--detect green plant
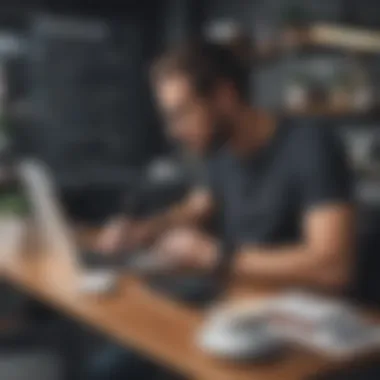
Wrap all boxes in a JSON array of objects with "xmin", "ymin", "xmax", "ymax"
[
  {"xmin": 0, "ymin": 192, "xmax": 30, "ymax": 216},
  {"xmin": 0, "ymin": 113, "xmax": 29, "ymax": 217}
]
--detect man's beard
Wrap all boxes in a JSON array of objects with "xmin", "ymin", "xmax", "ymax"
[{"xmin": 208, "ymin": 118, "xmax": 233, "ymax": 153}]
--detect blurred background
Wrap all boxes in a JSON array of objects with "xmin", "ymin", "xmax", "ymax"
[
  {"xmin": 0, "ymin": 0, "xmax": 380, "ymax": 379},
  {"xmin": 0, "ymin": 1, "xmax": 378, "ymax": 218},
  {"xmin": 0, "ymin": 0, "xmax": 379, "ymax": 219}
]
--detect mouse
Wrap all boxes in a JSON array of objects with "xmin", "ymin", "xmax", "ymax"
[{"xmin": 198, "ymin": 312, "xmax": 284, "ymax": 361}]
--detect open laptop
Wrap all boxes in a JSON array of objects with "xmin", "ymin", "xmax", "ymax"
[
  {"xmin": 17, "ymin": 159, "xmax": 123, "ymax": 293},
  {"xmin": 18, "ymin": 159, "xmax": 78, "ymax": 264},
  {"xmin": 17, "ymin": 159, "xmax": 228, "ymax": 305}
]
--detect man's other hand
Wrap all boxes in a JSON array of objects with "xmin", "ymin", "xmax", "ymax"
[
  {"xmin": 155, "ymin": 228, "xmax": 218, "ymax": 271},
  {"xmin": 96, "ymin": 218, "xmax": 130, "ymax": 255}
]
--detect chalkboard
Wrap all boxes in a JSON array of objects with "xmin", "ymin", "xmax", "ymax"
[{"xmin": 28, "ymin": 13, "xmax": 153, "ymax": 188}]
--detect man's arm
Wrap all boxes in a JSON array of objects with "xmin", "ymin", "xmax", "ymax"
[
  {"xmin": 234, "ymin": 126, "xmax": 355, "ymax": 291},
  {"xmin": 233, "ymin": 203, "xmax": 354, "ymax": 290},
  {"xmin": 96, "ymin": 189, "xmax": 214, "ymax": 252},
  {"xmin": 132, "ymin": 189, "xmax": 214, "ymax": 243},
  {"xmin": 96, "ymin": 216, "xmax": 131, "ymax": 253},
  {"xmin": 156, "ymin": 203, "xmax": 354, "ymax": 289}
]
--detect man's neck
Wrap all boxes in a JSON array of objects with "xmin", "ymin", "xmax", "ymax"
[{"xmin": 229, "ymin": 106, "xmax": 276, "ymax": 157}]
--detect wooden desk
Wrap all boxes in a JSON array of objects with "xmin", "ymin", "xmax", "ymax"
[{"xmin": 0, "ymin": 226, "xmax": 378, "ymax": 380}]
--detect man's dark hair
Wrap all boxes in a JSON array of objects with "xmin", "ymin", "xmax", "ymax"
[{"xmin": 151, "ymin": 40, "xmax": 250, "ymax": 101}]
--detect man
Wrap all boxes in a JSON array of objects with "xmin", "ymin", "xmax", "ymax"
[
  {"xmin": 96, "ymin": 37, "xmax": 253, "ymax": 255},
  {"xmin": 149, "ymin": 41, "xmax": 354, "ymax": 290},
  {"xmin": 87, "ymin": 40, "xmax": 354, "ymax": 379}
]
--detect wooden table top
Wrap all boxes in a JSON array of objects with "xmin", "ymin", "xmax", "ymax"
[{"xmin": 0, "ymin": 222, "xmax": 378, "ymax": 380}]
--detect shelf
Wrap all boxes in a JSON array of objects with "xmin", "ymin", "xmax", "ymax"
[
  {"xmin": 282, "ymin": 104, "xmax": 379, "ymax": 118},
  {"xmin": 309, "ymin": 23, "xmax": 380, "ymax": 54},
  {"xmin": 254, "ymin": 23, "xmax": 380, "ymax": 62}
]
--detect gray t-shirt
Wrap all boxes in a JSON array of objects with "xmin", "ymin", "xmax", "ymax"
[{"xmin": 204, "ymin": 120, "xmax": 353, "ymax": 247}]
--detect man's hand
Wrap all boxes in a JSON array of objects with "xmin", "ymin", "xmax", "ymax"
[
  {"xmin": 96, "ymin": 218, "xmax": 131, "ymax": 254},
  {"xmin": 97, "ymin": 218, "xmax": 161, "ymax": 254},
  {"xmin": 128, "ymin": 219, "xmax": 162, "ymax": 248},
  {"xmin": 155, "ymin": 228, "xmax": 219, "ymax": 271}
]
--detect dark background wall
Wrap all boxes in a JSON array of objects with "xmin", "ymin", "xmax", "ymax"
[
  {"xmin": 2, "ymin": 0, "xmax": 379, "ymax": 180},
  {"xmin": 0, "ymin": 0, "xmax": 379, "ymax": 224}
]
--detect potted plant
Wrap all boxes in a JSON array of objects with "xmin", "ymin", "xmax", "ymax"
[{"xmin": 0, "ymin": 62, "xmax": 29, "ymax": 220}]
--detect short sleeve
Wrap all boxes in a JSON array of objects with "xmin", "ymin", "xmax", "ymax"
[{"xmin": 296, "ymin": 125, "xmax": 353, "ymax": 209}]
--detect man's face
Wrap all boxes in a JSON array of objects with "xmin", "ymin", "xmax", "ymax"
[{"xmin": 154, "ymin": 74, "xmax": 235, "ymax": 155}]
